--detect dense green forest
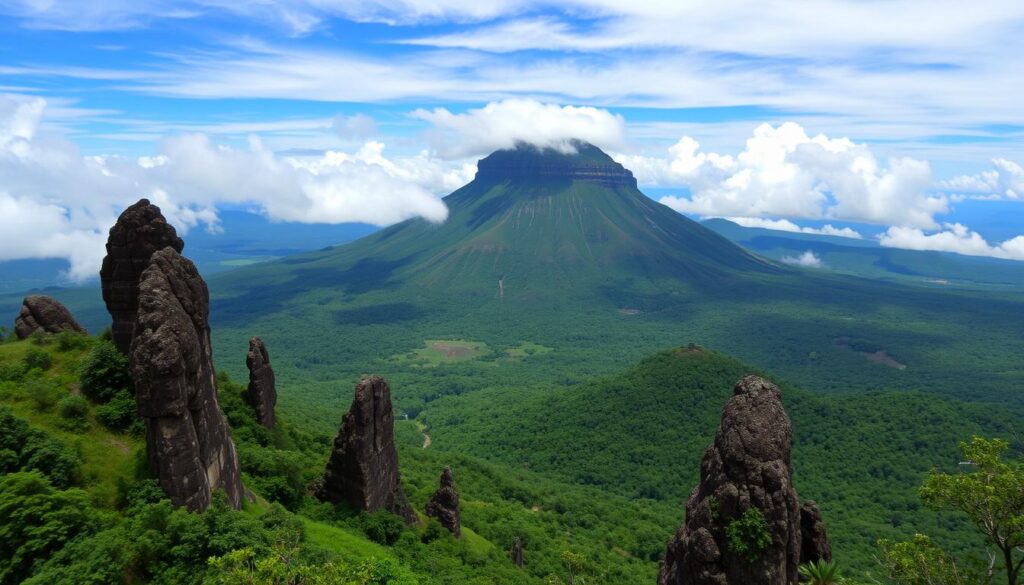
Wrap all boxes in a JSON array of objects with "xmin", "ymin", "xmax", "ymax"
[{"xmin": 2, "ymin": 329, "xmax": 1020, "ymax": 583}]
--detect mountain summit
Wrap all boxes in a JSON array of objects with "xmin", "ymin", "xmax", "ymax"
[
  {"xmin": 474, "ymin": 141, "xmax": 637, "ymax": 188},
  {"xmin": 217, "ymin": 142, "xmax": 779, "ymax": 304}
]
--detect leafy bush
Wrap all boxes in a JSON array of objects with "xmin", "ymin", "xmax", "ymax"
[
  {"xmin": 22, "ymin": 348, "xmax": 52, "ymax": 372},
  {"xmin": 57, "ymin": 395, "xmax": 90, "ymax": 431},
  {"xmin": 96, "ymin": 393, "xmax": 141, "ymax": 434},
  {"xmin": 80, "ymin": 342, "xmax": 131, "ymax": 403},
  {"xmin": 26, "ymin": 379, "xmax": 62, "ymax": 412},
  {"xmin": 0, "ymin": 408, "xmax": 82, "ymax": 488},
  {"xmin": 55, "ymin": 331, "xmax": 88, "ymax": 352},
  {"xmin": 359, "ymin": 511, "xmax": 407, "ymax": 545},
  {"xmin": 726, "ymin": 507, "xmax": 772, "ymax": 562},
  {"xmin": 0, "ymin": 472, "xmax": 99, "ymax": 585}
]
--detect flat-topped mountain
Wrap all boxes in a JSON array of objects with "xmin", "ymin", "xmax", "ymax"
[{"xmin": 215, "ymin": 142, "xmax": 779, "ymax": 304}]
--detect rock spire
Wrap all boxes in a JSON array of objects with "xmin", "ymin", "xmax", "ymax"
[
  {"xmin": 317, "ymin": 375, "xmax": 417, "ymax": 524},
  {"xmin": 244, "ymin": 337, "xmax": 277, "ymax": 428},
  {"xmin": 659, "ymin": 375, "xmax": 817, "ymax": 585},
  {"xmin": 129, "ymin": 247, "xmax": 243, "ymax": 512},
  {"xmin": 100, "ymin": 198, "xmax": 184, "ymax": 354},
  {"xmin": 425, "ymin": 466, "xmax": 461, "ymax": 537}
]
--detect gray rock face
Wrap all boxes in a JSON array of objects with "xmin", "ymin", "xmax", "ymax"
[
  {"xmin": 243, "ymin": 337, "xmax": 277, "ymax": 428},
  {"xmin": 101, "ymin": 198, "xmax": 184, "ymax": 354},
  {"xmin": 800, "ymin": 501, "xmax": 832, "ymax": 565},
  {"xmin": 511, "ymin": 536, "xmax": 524, "ymax": 568},
  {"xmin": 425, "ymin": 466, "xmax": 461, "ymax": 538},
  {"xmin": 130, "ymin": 247, "xmax": 242, "ymax": 512},
  {"xmin": 14, "ymin": 295, "xmax": 86, "ymax": 339},
  {"xmin": 659, "ymin": 376, "xmax": 802, "ymax": 585},
  {"xmin": 317, "ymin": 376, "xmax": 417, "ymax": 524}
]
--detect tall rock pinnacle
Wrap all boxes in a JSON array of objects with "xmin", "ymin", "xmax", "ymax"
[
  {"xmin": 14, "ymin": 295, "xmax": 86, "ymax": 339},
  {"xmin": 100, "ymin": 198, "xmax": 184, "ymax": 354},
  {"xmin": 659, "ymin": 376, "xmax": 808, "ymax": 585},
  {"xmin": 317, "ymin": 375, "xmax": 417, "ymax": 524},
  {"xmin": 244, "ymin": 337, "xmax": 277, "ymax": 428},
  {"xmin": 425, "ymin": 466, "xmax": 461, "ymax": 537},
  {"xmin": 130, "ymin": 247, "xmax": 243, "ymax": 512}
]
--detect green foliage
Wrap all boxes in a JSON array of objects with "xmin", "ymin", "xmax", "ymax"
[
  {"xmin": 798, "ymin": 559, "xmax": 843, "ymax": 585},
  {"xmin": 0, "ymin": 472, "xmax": 99, "ymax": 585},
  {"xmin": 0, "ymin": 407, "xmax": 81, "ymax": 488},
  {"xmin": 56, "ymin": 395, "xmax": 90, "ymax": 431},
  {"xmin": 882, "ymin": 437, "xmax": 1024, "ymax": 585},
  {"xmin": 877, "ymin": 534, "xmax": 973, "ymax": 585},
  {"xmin": 725, "ymin": 507, "xmax": 772, "ymax": 562},
  {"xmin": 208, "ymin": 546, "xmax": 420, "ymax": 585},
  {"xmin": 79, "ymin": 341, "xmax": 131, "ymax": 403},
  {"xmin": 22, "ymin": 348, "xmax": 52, "ymax": 371},
  {"xmin": 359, "ymin": 512, "xmax": 407, "ymax": 546},
  {"xmin": 95, "ymin": 393, "xmax": 142, "ymax": 434},
  {"xmin": 54, "ymin": 331, "xmax": 88, "ymax": 353}
]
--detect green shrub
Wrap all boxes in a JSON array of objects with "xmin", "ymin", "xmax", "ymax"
[
  {"xmin": 55, "ymin": 331, "xmax": 88, "ymax": 352},
  {"xmin": 57, "ymin": 395, "xmax": 90, "ymax": 431},
  {"xmin": 95, "ymin": 394, "xmax": 141, "ymax": 434},
  {"xmin": 26, "ymin": 379, "xmax": 62, "ymax": 412},
  {"xmin": 360, "ymin": 511, "xmax": 407, "ymax": 545},
  {"xmin": 22, "ymin": 348, "xmax": 52, "ymax": 371},
  {"xmin": 726, "ymin": 507, "xmax": 772, "ymax": 562},
  {"xmin": 80, "ymin": 342, "xmax": 131, "ymax": 403}
]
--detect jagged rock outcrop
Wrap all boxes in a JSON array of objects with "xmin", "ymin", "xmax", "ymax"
[
  {"xmin": 14, "ymin": 295, "xmax": 86, "ymax": 339},
  {"xmin": 243, "ymin": 337, "xmax": 277, "ymax": 428},
  {"xmin": 659, "ymin": 376, "xmax": 804, "ymax": 585},
  {"xmin": 130, "ymin": 247, "xmax": 243, "ymax": 512},
  {"xmin": 511, "ymin": 536, "xmax": 524, "ymax": 568},
  {"xmin": 799, "ymin": 501, "xmax": 832, "ymax": 565},
  {"xmin": 425, "ymin": 466, "xmax": 461, "ymax": 537},
  {"xmin": 317, "ymin": 376, "xmax": 417, "ymax": 524},
  {"xmin": 101, "ymin": 198, "xmax": 184, "ymax": 354}
]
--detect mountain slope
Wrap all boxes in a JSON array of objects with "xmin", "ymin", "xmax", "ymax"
[{"xmin": 215, "ymin": 143, "xmax": 779, "ymax": 302}]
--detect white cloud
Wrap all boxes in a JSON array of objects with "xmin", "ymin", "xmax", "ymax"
[
  {"xmin": 723, "ymin": 217, "xmax": 862, "ymax": 239},
  {"xmin": 0, "ymin": 94, "xmax": 460, "ymax": 282},
  {"xmin": 879, "ymin": 223, "xmax": 1024, "ymax": 261},
  {"xmin": 638, "ymin": 122, "xmax": 944, "ymax": 229},
  {"xmin": 411, "ymin": 99, "xmax": 626, "ymax": 158},
  {"xmin": 940, "ymin": 158, "xmax": 1023, "ymax": 200},
  {"xmin": 781, "ymin": 250, "xmax": 825, "ymax": 268},
  {"xmin": 331, "ymin": 114, "xmax": 378, "ymax": 140}
]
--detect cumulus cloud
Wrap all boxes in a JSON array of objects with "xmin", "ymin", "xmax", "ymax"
[
  {"xmin": 634, "ymin": 123, "xmax": 944, "ymax": 229},
  {"xmin": 722, "ymin": 217, "xmax": 862, "ymax": 239},
  {"xmin": 781, "ymin": 250, "xmax": 825, "ymax": 268},
  {"xmin": 0, "ymin": 94, "xmax": 460, "ymax": 282},
  {"xmin": 940, "ymin": 158, "xmax": 1023, "ymax": 200},
  {"xmin": 412, "ymin": 99, "xmax": 626, "ymax": 158},
  {"xmin": 879, "ymin": 223, "xmax": 1024, "ymax": 261},
  {"xmin": 331, "ymin": 113, "xmax": 378, "ymax": 140}
]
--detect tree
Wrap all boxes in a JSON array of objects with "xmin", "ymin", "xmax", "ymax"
[
  {"xmin": 799, "ymin": 559, "xmax": 843, "ymax": 585},
  {"xmin": 0, "ymin": 472, "xmax": 98, "ymax": 585},
  {"xmin": 920, "ymin": 437, "xmax": 1024, "ymax": 585}
]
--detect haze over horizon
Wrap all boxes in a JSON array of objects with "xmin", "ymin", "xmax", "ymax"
[{"xmin": 1, "ymin": 0, "xmax": 1023, "ymax": 282}]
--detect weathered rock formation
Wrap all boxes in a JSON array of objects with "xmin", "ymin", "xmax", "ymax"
[
  {"xmin": 130, "ymin": 247, "xmax": 243, "ymax": 512},
  {"xmin": 425, "ymin": 466, "xmax": 461, "ymax": 537},
  {"xmin": 659, "ymin": 375, "xmax": 807, "ymax": 585},
  {"xmin": 317, "ymin": 376, "xmax": 417, "ymax": 524},
  {"xmin": 799, "ymin": 501, "xmax": 832, "ymax": 565},
  {"xmin": 243, "ymin": 337, "xmax": 277, "ymax": 428},
  {"xmin": 511, "ymin": 536, "xmax": 524, "ymax": 568},
  {"xmin": 101, "ymin": 198, "xmax": 184, "ymax": 354},
  {"xmin": 475, "ymin": 141, "xmax": 638, "ymax": 188},
  {"xmin": 14, "ymin": 295, "xmax": 86, "ymax": 339}
]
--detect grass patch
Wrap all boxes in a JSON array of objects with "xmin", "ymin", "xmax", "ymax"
[
  {"xmin": 505, "ymin": 342, "xmax": 553, "ymax": 360},
  {"xmin": 390, "ymin": 339, "xmax": 490, "ymax": 367}
]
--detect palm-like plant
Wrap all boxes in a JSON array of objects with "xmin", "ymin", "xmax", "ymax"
[{"xmin": 799, "ymin": 559, "xmax": 842, "ymax": 585}]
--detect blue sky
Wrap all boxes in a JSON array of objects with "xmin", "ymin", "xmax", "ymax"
[{"xmin": 0, "ymin": 0, "xmax": 1023, "ymax": 280}]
